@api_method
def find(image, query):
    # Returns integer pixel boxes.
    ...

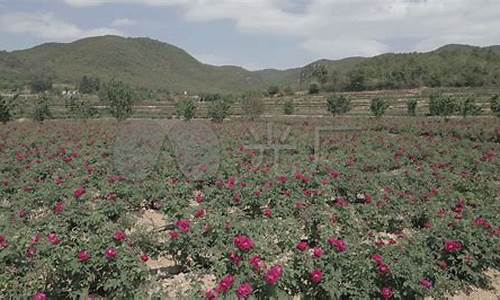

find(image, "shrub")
[30,76,53,93]
[283,86,294,96]
[429,94,457,119]
[201,93,223,102]
[78,76,100,94]
[65,96,99,119]
[406,98,418,116]
[458,97,482,118]
[327,95,351,116]
[241,94,265,120]
[101,80,135,121]
[370,97,389,117]
[267,86,280,96]
[32,95,53,122]
[176,98,196,121]
[490,94,499,116]
[207,97,232,123]
[0,95,13,124]
[308,82,320,95]
[283,100,295,115]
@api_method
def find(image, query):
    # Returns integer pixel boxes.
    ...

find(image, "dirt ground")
[449,270,500,300]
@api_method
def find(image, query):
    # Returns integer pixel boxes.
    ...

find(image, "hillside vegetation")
[1,36,500,93]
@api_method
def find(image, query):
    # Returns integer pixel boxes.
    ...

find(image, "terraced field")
[2,87,497,119]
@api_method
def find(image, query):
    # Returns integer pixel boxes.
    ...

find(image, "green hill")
[1,35,499,93]
[1,36,265,93]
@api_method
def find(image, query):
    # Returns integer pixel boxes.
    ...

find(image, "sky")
[0,0,500,70]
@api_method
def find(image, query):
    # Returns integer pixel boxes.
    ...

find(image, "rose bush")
[0,117,498,298]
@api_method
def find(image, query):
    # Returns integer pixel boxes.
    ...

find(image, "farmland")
[0,114,498,298]
[2,86,497,119]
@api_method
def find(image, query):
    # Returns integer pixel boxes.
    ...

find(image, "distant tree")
[347,69,366,91]
[312,65,328,84]
[267,86,280,96]
[101,79,135,121]
[201,93,223,102]
[308,82,320,95]
[406,98,418,116]
[32,95,53,122]
[329,69,342,90]
[65,95,99,119]
[327,95,351,116]
[370,97,389,117]
[490,94,499,117]
[458,97,482,118]
[176,98,196,121]
[78,76,100,94]
[207,97,232,123]
[30,76,53,93]
[0,95,12,124]
[429,94,457,120]
[241,94,265,120]
[283,100,295,115]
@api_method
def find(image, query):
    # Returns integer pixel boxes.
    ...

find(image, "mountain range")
[1,35,499,93]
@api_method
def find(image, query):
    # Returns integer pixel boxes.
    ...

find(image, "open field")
[0,116,498,298]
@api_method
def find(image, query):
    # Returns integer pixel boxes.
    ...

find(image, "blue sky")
[1,0,500,70]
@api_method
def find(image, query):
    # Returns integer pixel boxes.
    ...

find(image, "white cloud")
[62,0,187,7]
[0,12,122,41]
[56,0,500,59]
[111,18,137,27]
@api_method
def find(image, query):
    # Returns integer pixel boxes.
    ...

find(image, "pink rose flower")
[236,283,253,299]
[310,269,323,284]
[233,235,255,252]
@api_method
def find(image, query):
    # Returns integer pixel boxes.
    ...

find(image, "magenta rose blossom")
[169,231,180,240]
[33,292,48,300]
[236,283,253,299]
[205,289,218,300]
[78,250,91,262]
[195,193,205,203]
[233,235,255,252]
[26,247,37,258]
[47,233,60,245]
[444,240,463,253]
[176,219,191,233]
[312,247,324,258]
[0,235,8,250]
[263,209,273,218]
[328,238,348,252]
[419,278,433,289]
[105,247,118,259]
[296,241,309,252]
[381,287,394,299]
[249,255,263,270]
[114,230,127,242]
[229,251,243,266]
[378,263,390,274]
[54,201,64,214]
[74,187,86,199]
[217,274,235,294]
[265,265,283,285]
[310,269,323,284]
[372,254,384,264]
[195,209,206,219]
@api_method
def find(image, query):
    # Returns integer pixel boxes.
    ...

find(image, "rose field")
[0,116,499,299]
